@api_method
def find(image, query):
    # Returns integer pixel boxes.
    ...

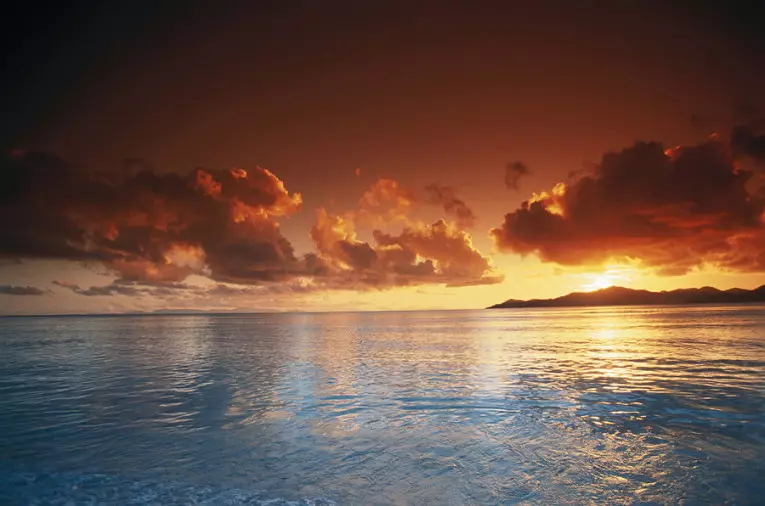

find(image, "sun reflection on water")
[3,307,763,504]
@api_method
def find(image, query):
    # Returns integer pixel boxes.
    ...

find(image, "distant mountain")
[488,285,765,309]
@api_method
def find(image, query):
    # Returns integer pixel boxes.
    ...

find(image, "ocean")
[1,306,764,505]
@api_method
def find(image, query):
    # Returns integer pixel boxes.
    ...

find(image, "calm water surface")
[1,306,765,505]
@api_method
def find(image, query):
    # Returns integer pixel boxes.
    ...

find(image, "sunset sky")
[2,1,765,314]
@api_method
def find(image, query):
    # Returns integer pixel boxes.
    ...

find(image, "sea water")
[1,306,764,504]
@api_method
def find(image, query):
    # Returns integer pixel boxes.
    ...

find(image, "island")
[488,285,765,309]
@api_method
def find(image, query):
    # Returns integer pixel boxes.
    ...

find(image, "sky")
[2,0,765,314]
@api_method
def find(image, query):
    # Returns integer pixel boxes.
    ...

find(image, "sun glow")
[580,267,635,292]
[583,275,616,291]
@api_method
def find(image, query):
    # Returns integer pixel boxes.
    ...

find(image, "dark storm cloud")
[505,161,530,190]
[0,285,46,296]
[1,151,303,285]
[492,134,765,275]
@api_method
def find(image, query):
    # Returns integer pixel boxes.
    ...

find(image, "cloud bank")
[1,152,497,296]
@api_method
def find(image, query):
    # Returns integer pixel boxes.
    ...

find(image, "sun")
[579,266,638,292]
[580,271,624,292]
[584,275,615,291]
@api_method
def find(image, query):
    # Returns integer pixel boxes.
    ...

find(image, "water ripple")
[1,306,764,504]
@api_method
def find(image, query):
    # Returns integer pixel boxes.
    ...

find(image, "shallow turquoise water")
[1,306,764,504]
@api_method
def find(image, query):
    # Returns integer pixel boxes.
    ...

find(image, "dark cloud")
[206,284,258,297]
[0,285,46,296]
[492,135,765,275]
[338,241,378,270]
[505,161,531,190]
[53,278,313,300]
[1,151,303,285]
[731,119,765,161]
[424,184,477,228]
[54,280,156,297]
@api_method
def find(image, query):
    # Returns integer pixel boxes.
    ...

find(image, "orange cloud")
[312,210,501,287]
[310,178,500,288]
[492,133,765,275]
[373,220,501,286]
[0,153,495,294]
[357,177,477,228]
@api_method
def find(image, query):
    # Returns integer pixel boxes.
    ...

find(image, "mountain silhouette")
[488,285,765,309]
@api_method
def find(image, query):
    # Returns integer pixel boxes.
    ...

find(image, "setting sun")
[582,275,616,291]
[580,268,633,292]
